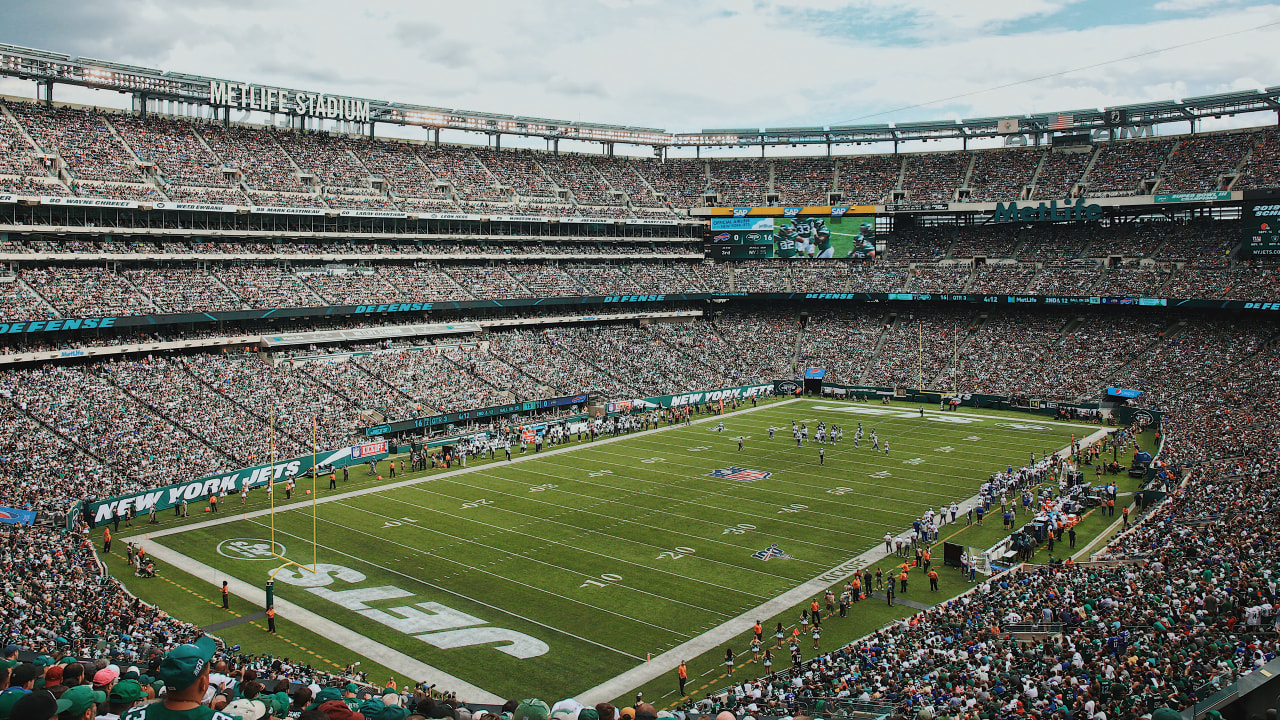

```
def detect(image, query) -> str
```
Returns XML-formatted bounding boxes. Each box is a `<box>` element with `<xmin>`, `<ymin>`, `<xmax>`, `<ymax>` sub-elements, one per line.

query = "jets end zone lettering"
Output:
<box><xmin>273</xmin><ymin>563</ymin><xmax>548</xmax><ymax>658</ymax></box>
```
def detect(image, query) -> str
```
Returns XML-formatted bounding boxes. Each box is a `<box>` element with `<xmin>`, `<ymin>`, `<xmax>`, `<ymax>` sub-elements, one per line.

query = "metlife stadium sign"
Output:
<box><xmin>209</xmin><ymin>81</ymin><xmax>371</xmax><ymax>123</ymax></box>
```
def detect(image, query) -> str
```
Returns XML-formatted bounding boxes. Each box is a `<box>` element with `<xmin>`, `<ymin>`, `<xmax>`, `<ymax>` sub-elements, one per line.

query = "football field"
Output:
<box><xmin>141</xmin><ymin>399</ymin><xmax>1085</xmax><ymax>701</ymax></box>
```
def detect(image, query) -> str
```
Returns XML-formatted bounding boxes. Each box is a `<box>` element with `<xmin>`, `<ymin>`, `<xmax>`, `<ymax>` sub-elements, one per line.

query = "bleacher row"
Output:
<box><xmin>1</xmin><ymin>308</ymin><xmax>1276</xmax><ymax>517</ymax></box>
<box><xmin>0</xmin><ymin>255</ymin><xmax>1276</xmax><ymax>322</ymax></box>
<box><xmin>3</xmin><ymin>100</ymin><xmax>1280</xmax><ymax>210</ymax></box>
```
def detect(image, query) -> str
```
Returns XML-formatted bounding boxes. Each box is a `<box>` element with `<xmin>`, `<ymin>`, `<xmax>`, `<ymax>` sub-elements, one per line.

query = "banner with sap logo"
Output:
<box><xmin>84</xmin><ymin>442</ymin><xmax>389</xmax><ymax>527</ymax></box>
<box><xmin>630</xmin><ymin>383</ymin><xmax>776</xmax><ymax>409</ymax></box>
<box><xmin>710</xmin><ymin>218</ymin><xmax>775</xmax><ymax>231</ymax></box>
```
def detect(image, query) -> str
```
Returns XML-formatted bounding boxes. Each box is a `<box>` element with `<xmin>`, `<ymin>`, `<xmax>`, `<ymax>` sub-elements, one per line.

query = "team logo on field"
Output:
<box><xmin>707</xmin><ymin>466</ymin><xmax>772</xmax><ymax>482</ymax></box>
<box><xmin>751</xmin><ymin>544</ymin><xmax>793</xmax><ymax>561</ymax></box>
<box><xmin>217</xmin><ymin>538</ymin><xmax>285</xmax><ymax>560</ymax></box>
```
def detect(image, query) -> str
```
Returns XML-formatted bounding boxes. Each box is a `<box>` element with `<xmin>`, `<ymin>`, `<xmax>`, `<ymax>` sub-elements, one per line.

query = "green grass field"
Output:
<box><xmin>114</xmin><ymin>398</ymin><xmax>1138</xmax><ymax>704</ymax></box>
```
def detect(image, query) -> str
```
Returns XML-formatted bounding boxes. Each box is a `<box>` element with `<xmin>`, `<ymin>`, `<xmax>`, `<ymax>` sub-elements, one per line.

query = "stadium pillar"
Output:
<box><xmin>40</xmin><ymin>80</ymin><xmax>53</xmax><ymax>106</ymax></box>
<box><xmin>434</xmin><ymin>128</ymin><xmax>441</xmax><ymax>147</ymax></box>
<box><xmin>368</xmin><ymin>121</ymin><xmax>376</xmax><ymax>139</ymax></box>
<box><xmin>495</xmin><ymin>133</ymin><xmax>501</xmax><ymax>150</ymax></box>
<box><xmin>553</xmin><ymin>138</ymin><xmax>559</xmax><ymax>155</ymax></box>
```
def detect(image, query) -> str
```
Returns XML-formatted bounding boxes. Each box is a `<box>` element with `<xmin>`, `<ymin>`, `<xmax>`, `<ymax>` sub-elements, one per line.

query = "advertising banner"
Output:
<box><xmin>0</xmin><ymin>506</ymin><xmax>37</xmax><ymax>525</ymax></box>
<box><xmin>1153</xmin><ymin>191</ymin><xmax>1231</xmax><ymax>203</ymax></box>
<box><xmin>630</xmin><ymin>383</ymin><xmax>775</xmax><ymax>410</ymax></box>
<box><xmin>84</xmin><ymin>441</ymin><xmax>389</xmax><ymax>527</ymax></box>
<box><xmin>700</xmin><ymin>205</ymin><xmax>876</xmax><ymax>217</ymax></box>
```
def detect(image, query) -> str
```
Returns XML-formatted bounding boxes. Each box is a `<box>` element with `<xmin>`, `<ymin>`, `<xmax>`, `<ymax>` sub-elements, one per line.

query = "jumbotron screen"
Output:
<box><xmin>1245</xmin><ymin>201</ymin><xmax>1280</xmax><ymax>255</ymax></box>
<box><xmin>706</xmin><ymin>215</ymin><xmax>881</xmax><ymax>259</ymax></box>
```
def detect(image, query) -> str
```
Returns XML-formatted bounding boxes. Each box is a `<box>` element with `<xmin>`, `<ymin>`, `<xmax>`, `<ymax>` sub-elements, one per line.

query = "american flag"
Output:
<box><xmin>1048</xmin><ymin>114</ymin><xmax>1075</xmax><ymax>130</ymax></box>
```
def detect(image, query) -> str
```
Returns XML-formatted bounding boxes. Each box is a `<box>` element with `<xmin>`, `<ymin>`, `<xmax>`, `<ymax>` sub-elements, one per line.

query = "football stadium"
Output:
<box><xmin>0</xmin><ymin>8</ymin><xmax>1278</xmax><ymax>720</ymax></box>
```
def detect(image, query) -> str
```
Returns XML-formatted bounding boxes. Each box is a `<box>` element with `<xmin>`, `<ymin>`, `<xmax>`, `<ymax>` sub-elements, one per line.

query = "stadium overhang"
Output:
<box><xmin>2</xmin><ymin>42</ymin><xmax>1279</xmax><ymax>150</ymax></box>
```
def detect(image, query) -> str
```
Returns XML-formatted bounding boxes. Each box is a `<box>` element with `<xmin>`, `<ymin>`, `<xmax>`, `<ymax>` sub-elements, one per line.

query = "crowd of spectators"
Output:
<box><xmin>965</xmin><ymin>148</ymin><xmax>1038</xmax><ymax>202</ymax></box>
<box><xmin>901</xmin><ymin>152</ymin><xmax>967</xmax><ymax>202</ymax></box>
<box><xmin>1030</xmin><ymin>150</ymin><xmax>1090</xmax><ymax>200</ymax></box>
<box><xmin>1156</xmin><ymin>132</ymin><xmax>1253</xmax><ymax>193</ymax></box>
<box><xmin>836</xmin><ymin>155</ymin><xmax>901</xmax><ymax>205</ymax></box>
<box><xmin>1236</xmin><ymin>127</ymin><xmax>1280</xmax><ymax>189</ymax></box>
<box><xmin>1084</xmin><ymin>139</ymin><xmax>1173</xmax><ymax>196</ymax></box>
<box><xmin>7</xmin><ymin>103</ymin><xmax>144</xmax><ymax>183</ymax></box>
<box><xmin>708</xmin><ymin>159</ymin><xmax>769</xmax><ymax>207</ymax></box>
<box><xmin>6</xmin><ymin>101</ymin><xmax>1280</xmax><ymax>216</ymax></box>
<box><xmin>773</xmin><ymin>158</ymin><xmax>835</xmax><ymax>206</ymax></box>
<box><xmin>199</xmin><ymin>124</ymin><xmax>306</xmax><ymax>193</ymax></box>
<box><xmin>110</xmin><ymin>114</ymin><xmax>233</xmax><ymax>190</ymax></box>
<box><xmin>862</xmin><ymin>310</ymin><xmax>972</xmax><ymax>387</ymax></box>
<box><xmin>966</xmin><ymin>264</ymin><xmax>1035</xmax><ymax>294</ymax></box>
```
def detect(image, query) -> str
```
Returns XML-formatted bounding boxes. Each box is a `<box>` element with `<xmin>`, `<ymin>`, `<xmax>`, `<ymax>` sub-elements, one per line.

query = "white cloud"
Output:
<box><xmin>1</xmin><ymin>0</ymin><xmax>1279</xmax><ymax>147</ymax></box>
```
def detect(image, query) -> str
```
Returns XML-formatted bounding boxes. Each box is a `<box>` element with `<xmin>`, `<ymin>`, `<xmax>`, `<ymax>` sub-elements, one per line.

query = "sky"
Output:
<box><xmin>1</xmin><ymin>0</ymin><xmax>1279</xmax><ymax>156</ymax></box>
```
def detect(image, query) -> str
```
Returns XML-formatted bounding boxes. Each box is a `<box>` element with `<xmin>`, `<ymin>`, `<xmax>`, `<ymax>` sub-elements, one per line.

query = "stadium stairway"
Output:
<box><xmin>856</xmin><ymin>312</ymin><xmax>899</xmax><ymax>384</ymax></box>
<box><xmin>15</xmin><ymin>276</ymin><xmax>61</xmax><ymax>318</ymax></box>
<box><xmin>1076</xmin><ymin>145</ymin><xmax>1103</xmax><ymax>191</ymax></box>
<box><xmin>117</xmin><ymin>270</ymin><xmax>161</xmax><ymax>313</ymax></box>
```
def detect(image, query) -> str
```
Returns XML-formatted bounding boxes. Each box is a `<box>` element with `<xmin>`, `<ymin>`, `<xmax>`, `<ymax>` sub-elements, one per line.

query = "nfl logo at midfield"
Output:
<box><xmin>706</xmin><ymin>466</ymin><xmax>772</xmax><ymax>482</ymax></box>
<box><xmin>751</xmin><ymin>544</ymin><xmax>793</xmax><ymax>561</ymax></box>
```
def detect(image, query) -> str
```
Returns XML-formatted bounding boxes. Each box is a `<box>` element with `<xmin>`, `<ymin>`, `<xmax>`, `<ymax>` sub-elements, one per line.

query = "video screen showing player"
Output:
<box><xmin>773</xmin><ymin>217</ymin><xmax>877</xmax><ymax>260</ymax></box>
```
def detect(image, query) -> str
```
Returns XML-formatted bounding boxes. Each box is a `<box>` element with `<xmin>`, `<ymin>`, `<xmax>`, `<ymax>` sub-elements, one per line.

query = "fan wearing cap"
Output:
<box><xmin>60</xmin><ymin>686</ymin><xmax>108</xmax><ymax>720</ymax></box>
<box><xmin>119</xmin><ymin>638</ymin><xmax>235</xmax><ymax>720</ymax></box>
<box><xmin>101</xmin><ymin>681</ymin><xmax>147</xmax><ymax>720</ymax></box>
<box><xmin>10</xmin><ymin>690</ymin><xmax>73</xmax><ymax>720</ymax></box>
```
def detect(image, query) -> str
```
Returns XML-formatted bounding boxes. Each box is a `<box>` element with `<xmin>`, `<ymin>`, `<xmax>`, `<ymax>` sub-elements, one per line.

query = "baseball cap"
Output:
<box><xmin>11</xmin><ymin>690</ymin><xmax>71</xmax><ymax>720</ymax></box>
<box><xmin>578</xmin><ymin>710</ymin><xmax>600</xmax><ymax>720</ymax></box>
<box><xmin>32</xmin><ymin>657</ymin><xmax>54</xmax><ymax>670</ymax></box>
<box><xmin>93</xmin><ymin>667</ymin><xmax>120</xmax><ymax>688</ymax></box>
<box><xmin>2</xmin><ymin>646</ymin><xmax>17</xmax><ymax>656</ymax></box>
<box><xmin>344</xmin><ymin>684</ymin><xmax>360</xmax><ymax>694</ymax></box>
<box><xmin>61</xmin><ymin>686</ymin><xmax>107</xmax><ymax>716</ymax></box>
<box><xmin>156</xmin><ymin>636</ymin><xmax>218</xmax><ymax>691</ymax></box>
<box><xmin>109</xmin><ymin>680</ymin><xmax>145</xmax><ymax>704</ymax></box>
<box><xmin>0</xmin><ymin>689</ymin><xmax>28</xmax><ymax>720</ymax></box>
<box><xmin>223</xmin><ymin>699</ymin><xmax>269</xmax><ymax>720</ymax></box>
<box><xmin>514</xmin><ymin>700</ymin><xmax>550</xmax><ymax>720</ymax></box>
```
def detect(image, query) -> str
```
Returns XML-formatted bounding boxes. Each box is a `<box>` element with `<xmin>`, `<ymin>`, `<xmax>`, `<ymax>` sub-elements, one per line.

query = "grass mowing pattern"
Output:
<box><xmin>147</xmin><ymin>399</ymin><xmax>1095</xmax><ymax>700</ymax></box>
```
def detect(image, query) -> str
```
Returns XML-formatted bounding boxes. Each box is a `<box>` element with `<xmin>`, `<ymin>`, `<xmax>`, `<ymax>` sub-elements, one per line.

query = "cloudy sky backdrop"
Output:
<box><xmin>1</xmin><ymin>0</ymin><xmax>1278</xmax><ymax>155</ymax></box>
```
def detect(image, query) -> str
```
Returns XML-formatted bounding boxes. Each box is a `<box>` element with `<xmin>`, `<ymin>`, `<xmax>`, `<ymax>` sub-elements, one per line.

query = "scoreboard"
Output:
<box><xmin>706</xmin><ymin>217</ymin><xmax>775</xmax><ymax>258</ymax></box>
<box><xmin>1245</xmin><ymin>201</ymin><xmax>1280</xmax><ymax>255</ymax></box>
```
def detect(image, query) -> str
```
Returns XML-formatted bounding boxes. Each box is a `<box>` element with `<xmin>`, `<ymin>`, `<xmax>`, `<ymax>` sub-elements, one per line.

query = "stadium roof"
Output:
<box><xmin>2</xmin><ymin>42</ymin><xmax>1279</xmax><ymax>149</ymax></box>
